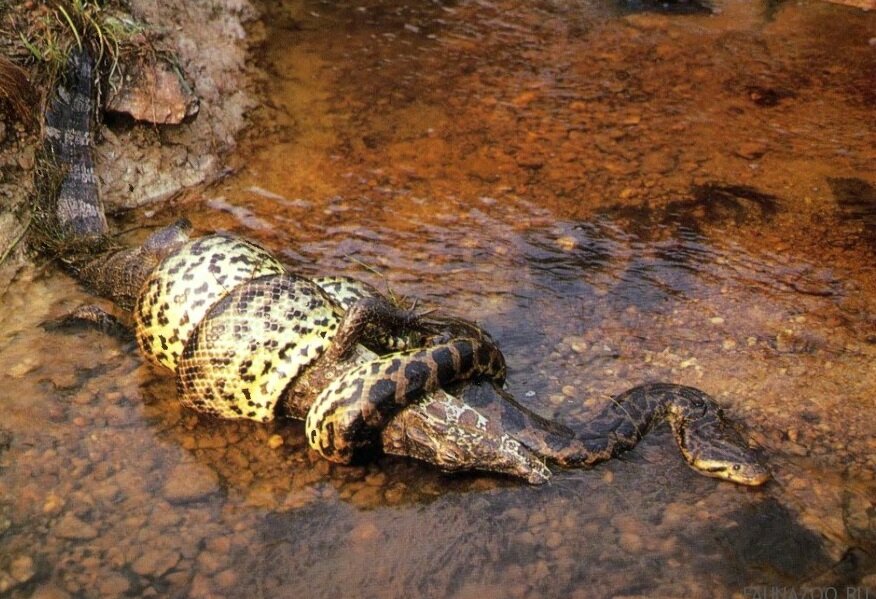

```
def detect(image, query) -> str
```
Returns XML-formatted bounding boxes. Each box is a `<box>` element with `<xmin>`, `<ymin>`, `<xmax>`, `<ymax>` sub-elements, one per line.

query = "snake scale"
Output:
<box><xmin>42</xmin><ymin>48</ymin><xmax>769</xmax><ymax>486</ymax></box>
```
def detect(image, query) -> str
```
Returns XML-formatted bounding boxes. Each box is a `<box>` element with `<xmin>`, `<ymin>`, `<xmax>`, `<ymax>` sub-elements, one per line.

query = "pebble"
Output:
<box><xmin>131</xmin><ymin>549</ymin><xmax>181</xmax><ymax>577</ymax></box>
<box><xmin>97</xmin><ymin>573</ymin><xmax>130</xmax><ymax>596</ymax></box>
<box><xmin>29</xmin><ymin>585</ymin><xmax>70</xmax><ymax>599</ymax></box>
<box><xmin>55</xmin><ymin>513</ymin><xmax>98</xmax><ymax>540</ymax></box>
<box><xmin>383</xmin><ymin>484</ymin><xmax>406</xmax><ymax>505</ymax></box>
<box><xmin>734</xmin><ymin>141</ymin><xmax>768</xmax><ymax>160</ymax></box>
<box><xmin>163</xmin><ymin>463</ymin><xmax>220</xmax><ymax>503</ymax></box>
<box><xmin>556</xmin><ymin>235</ymin><xmax>577</xmax><ymax>251</ymax></box>
<box><xmin>197</xmin><ymin>550</ymin><xmax>225</xmax><ymax>574</ymax></box>
<box><xmin>619</xmin><ymin>532</ymin><xmax>644</xmax><ymax>553</ymax></box>
<box><xmin>641</xmin><ymin>151</ymin><xmax>675</xmax><ymax>174</ymax></box>
<box><xmin>350</xmin><ymin>521</ymin><xmax>379</xmax><ymax>543</ymax></box>
<box><xmin>9</xmin><ymin>555</ymin><xmax>35</xmax><ymax>583</ymax></box>
<box><xmin>43</xmin><ymin>493</ymin><xmax>64</xmax><ymax>514</ymax></box>
<box><xmin>214</xmin><ymin>569</ymin><xmax>238</xmax><ymax>589</ymax></box>
<box><xmin>267</xmin><ymin>434</ymin><xmax>284</xmax><ymax>449</ymax></box>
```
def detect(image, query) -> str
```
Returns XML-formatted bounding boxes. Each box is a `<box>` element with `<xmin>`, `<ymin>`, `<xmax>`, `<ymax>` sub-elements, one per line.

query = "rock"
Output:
<box><xmin>55</xmin><ymin>513</ymin><xmax>98</xmax><ymax>540</ymax></box>
<box><xmin>97</xmin><ymin>573</ymin><xmax>130</xmax><ymax>596</ymax></box>
<box><xmin>29</xmin><ymin>584</ymin><xmax>71</xmax><ymax>599</ymax></box>
<box><xmin>267</xmin><ymin>434</ymin><xmax>284</xmax><ymax>449</ymax></box>
<box><xmin>350</xmin><ymin>521</ymin><xmax>379</xmax><ymax>543</ymax></box>
<box><xmin>641</xmin><ymin>150</ymin><xmax>676</xmax><ymax>174</ymax></box>
<box><xmin>9</xmin><ymin>555</ymin><xmax>35</xmax><ymax>583</ymax></box>
<box><xmin>734</xmin><ymin>142</ymin><xmax>768</xmax><ymax>160</ymax></box>
<box><xmin>213</xmin><ymin>569</ymin><xmax>237</xmax><ymax>589</ymax></box>
<box><xmin>131</xmin><ymin>549</ymin><xmax>181</xmax><ymax>578</ymax></box>
<box><xmin>618</xmin><ymin>532</ymin><xmax>644</xmax><ymax>553</ymax></box>
<box><xmin>162</xmin><ymin>463</ymin><xmax>220</xmax><ymax>503</ymax></box>
<box><xmin>105</xmin><ymin>57</ymin><xmax>199</xmax><ymax>125</ymax></box>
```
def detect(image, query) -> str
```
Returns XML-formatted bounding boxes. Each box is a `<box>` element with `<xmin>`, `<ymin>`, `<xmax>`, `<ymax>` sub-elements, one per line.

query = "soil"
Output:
<box><xmin>0</xmin><ymin>0</ymin><xmax>265</xmax><ymax>291</ymax></box>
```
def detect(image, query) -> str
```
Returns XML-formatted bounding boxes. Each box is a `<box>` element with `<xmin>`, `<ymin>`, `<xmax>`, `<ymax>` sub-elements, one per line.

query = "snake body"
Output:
<box><xmin>40</xmin><ymin>50</ymin><xmax>768</xmax><ymax>486</ymax></box>
<box><xmin>66</xmin><ymin>222</ymin><xmax>769</xmax><ymax>485</ymax></box>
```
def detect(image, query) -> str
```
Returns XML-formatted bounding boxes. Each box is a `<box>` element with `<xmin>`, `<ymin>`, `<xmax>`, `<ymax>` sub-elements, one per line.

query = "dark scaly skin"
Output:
<box><xmin>305</xmin><ymin>337</ymin><xmax>507</xmax><ymax>464</ymax></box>
<box><xmin>417</xmin><ymin>381</ymin><xmax>770</xmax><ymax>485</ymax></box>
<box><xmin>42</xmin><ymin>47</ymin><xmax>107</xmax><ymax>238</ymax></box>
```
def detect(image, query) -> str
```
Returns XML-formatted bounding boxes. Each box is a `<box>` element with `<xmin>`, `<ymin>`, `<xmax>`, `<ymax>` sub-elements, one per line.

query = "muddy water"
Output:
<box><xmin>2</xmin><ymin>0</ymin><xmax>876</xmax><ymax>597</ymax></box>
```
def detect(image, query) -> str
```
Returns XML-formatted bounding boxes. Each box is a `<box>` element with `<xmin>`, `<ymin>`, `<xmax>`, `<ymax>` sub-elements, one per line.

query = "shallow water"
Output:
<box><xmin>2</xmin><ymin>0</ymin><xmax>876</xmax><ymax>597</ymax></box>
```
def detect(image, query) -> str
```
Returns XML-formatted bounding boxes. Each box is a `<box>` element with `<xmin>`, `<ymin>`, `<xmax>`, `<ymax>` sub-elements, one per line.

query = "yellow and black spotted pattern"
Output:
<box><xmin>176</xmin><ymin>274</ymin><xmax>340</xmax><ymax>422</ymax></box>
<box><xmin>134</xmin><ymin>234</ymin><xmax>285</xmax><ymax>371</ymax></box>
<box><xmin>131</xmin><ymin>234</ymin><xmax>503</xmax><ymax>454</ymax></box>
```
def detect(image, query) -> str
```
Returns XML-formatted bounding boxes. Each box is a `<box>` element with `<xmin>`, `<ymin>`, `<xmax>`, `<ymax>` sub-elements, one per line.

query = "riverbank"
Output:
<box><xmin>0</xmin><ymin>0</ymin><xmax>265</xmax><ymax>290</ymax></box>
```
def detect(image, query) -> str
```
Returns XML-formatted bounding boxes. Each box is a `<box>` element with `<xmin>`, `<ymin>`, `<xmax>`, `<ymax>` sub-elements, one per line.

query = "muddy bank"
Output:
<box><xmin>0</xmin><ymin>0</ymin><xmax>263</xmax><ymax>290</ymax></box>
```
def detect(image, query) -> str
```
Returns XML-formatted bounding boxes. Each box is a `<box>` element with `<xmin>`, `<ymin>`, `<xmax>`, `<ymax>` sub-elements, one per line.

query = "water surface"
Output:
<box><xmin>2</xmin><ymin>0</ymin><xmax>875</xmax><ymax>597</ymax></box>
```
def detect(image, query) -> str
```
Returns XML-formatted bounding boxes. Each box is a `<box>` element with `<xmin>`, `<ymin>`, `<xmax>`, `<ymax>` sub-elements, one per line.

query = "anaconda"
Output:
<box><xmin>39</xmin><ymin>49</ymin><xmax>769</xmax><ymax>487</ymax></box>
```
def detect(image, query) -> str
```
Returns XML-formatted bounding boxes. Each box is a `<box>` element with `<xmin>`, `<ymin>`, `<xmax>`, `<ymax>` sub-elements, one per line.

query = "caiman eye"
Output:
<box><xmin>733</xmin><ymin>464</ymin><xmax>741</xmax><ymax>471</ymax></box>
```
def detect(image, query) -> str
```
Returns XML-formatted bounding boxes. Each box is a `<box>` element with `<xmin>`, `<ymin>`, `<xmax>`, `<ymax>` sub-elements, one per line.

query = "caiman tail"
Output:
<box><xmin>41</xmin><ymin>46</ymin><xmax>107</xmax><ymax>239</ymax></box>
<box><xmin>36</xmin><ymin>47</ymin><xmax>191</xmax><ymax>309</ymax></box>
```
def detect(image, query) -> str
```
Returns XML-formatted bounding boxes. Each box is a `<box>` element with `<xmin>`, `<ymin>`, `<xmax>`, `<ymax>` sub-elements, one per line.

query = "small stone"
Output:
<box><xmin>17</xmin><ymin>147</ymin><xmax>34</xmax><ymax>170</ymax></box>
<box><xmin>709</xmin><ymin>316</ymin><xmax>724</xmax><ymax>324</ymax></box>
<box><xmin>97</xmin><ymin>573</ymin><xmax>130</xmax><ymax>596</ymax></box>
<box><xmin>619</xmin><ymin>532</ymin><xmax>644</xmax><ymax>553</ymax></box>
<box><xmin>10</xmin><ymin>555</ymin><xmax>35</xmax><ymax>583</ymax></box>
<box><xmin>131</xmin><ymin>549</ymin><xmax>181</xmax><ymax>578</ymax></box>
<box><xmin>43</xmin><ymin>493</ymin><xmax>64</xmax><ymax>514</ymax></box>
<box><xmin>350</xmin><ymin>521</ymin><xmax>379</xmax><ymax>543</ymax></box>
<box><xmin>734</xmin><ymin>142</ymin><xmax>768</xmax><ymax>160</ymax></box>
<box><xmin>267</xmin><ymin>434</ymin><xmax>284</xmax><ymax>449</ymax></box>
<box><xmin>163</xmin><ymin>463</ymin><xmax>220</xmax><ymax>503</ymax></box>
<box><xmin>561</xmin><ymin>385</ymin><xmax>576</xmax><ymax>398</ymax></box>
<box><xmin>214</xmin><ymin>569</ymin><xmax>238</xmax><ymax>589</ymax></box>
<box><xmin>29</xmin><ymin>584</ymin><xmax>70</xmax><ymax>599</ymax></box>
<box><xmin>641</xmin><ymin>151</ymin><xmax>676</xmax><ymax>174</ymax></box>
<box><xmin>383</xmin><ymin>484</ymin><xmax>406</xmax><ymax>505</ymax></box>
<box><xmin>556</xmin><ymin>235</ymin><xmax>577</xmax><ymax>251</ymax></box>
<box><xmin>55</xmin><ymin>513</ymin><xmax>98</xmax><ymax>540</ymax></box>
<box><xmin>662</xmin><ymin>502</ymin><xmax>687</xmax><ymax>526</ymax></box>
<box><xmin>196</xmin><ymin>550</ymin><xmax>224</xmax><ymax>574</ymax></box>
<box><xmin>722</xmin><ymin>338</ymin><xmax>737</xmax><ymax>351</ymax></box>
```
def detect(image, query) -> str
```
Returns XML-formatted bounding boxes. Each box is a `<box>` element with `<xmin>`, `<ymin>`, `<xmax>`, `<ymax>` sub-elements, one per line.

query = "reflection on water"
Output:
<box><xmin>2</xmin><ymin>0</ymin><xmax>876</xmax><ymax>597</ymax></box>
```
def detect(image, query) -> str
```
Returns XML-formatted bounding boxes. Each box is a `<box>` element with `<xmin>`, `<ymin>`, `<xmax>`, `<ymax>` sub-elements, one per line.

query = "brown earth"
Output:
<box><xmin>0</xmin><ymin>0</ymin><xmax>265</xmax><ymax>291</ymax></box>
